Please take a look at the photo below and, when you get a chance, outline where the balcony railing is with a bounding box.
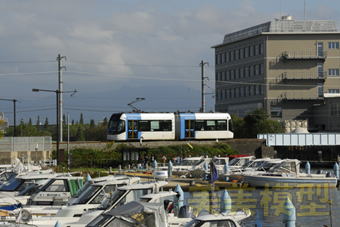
[269,93,324,104]
[281,72,327,81]
[281,51,327,61]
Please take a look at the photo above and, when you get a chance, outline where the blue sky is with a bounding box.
[0,0,339,124]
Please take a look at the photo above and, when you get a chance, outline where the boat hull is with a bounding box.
[244,175,338,188]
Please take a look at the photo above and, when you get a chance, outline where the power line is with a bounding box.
[3,107,56,114]
[0,60,55,64]
[0,71,57,77]
[70,60,199,68]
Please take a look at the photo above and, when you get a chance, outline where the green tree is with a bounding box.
[242,109,284,138]
[44,117,49,128]
[90,119,95,128]
[36,116,41,127]
[79,113,84,125]
[76,126,85,141]
[102,117,108,126]
[231,114,246,138]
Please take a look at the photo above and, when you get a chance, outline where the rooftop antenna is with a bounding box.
[127,97,145,112]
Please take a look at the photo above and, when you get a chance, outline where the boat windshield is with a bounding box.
[18,183,40,196]
[71,185,101,205]
[247,161,266,168]
[87,214,113,227]
[213,158,227,165]
[0,178,24,191]
[0,172,16,182]
[185,219,237,227]
[229,158,241,166]
[260,162,278,171]
[180,159,203,166]
[72,181,91,198]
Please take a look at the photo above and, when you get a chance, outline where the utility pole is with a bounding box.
[200,60,209,112]
[57,54,66,142]
[13,99,16,136]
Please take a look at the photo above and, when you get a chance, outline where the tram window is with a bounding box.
[216,120,227,130]
[150,121,160,131]
[185,120,195,129]
[159,120,172,131]
[139,121,150,131]
[195,120,205,131]
[206,120,216,130]
[128,121,138,130]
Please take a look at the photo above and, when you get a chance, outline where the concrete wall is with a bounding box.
[55,139,275,158]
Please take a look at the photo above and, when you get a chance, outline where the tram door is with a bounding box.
[128,120,138,139]
[185,120,195,139]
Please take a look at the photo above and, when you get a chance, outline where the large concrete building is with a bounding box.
[213,16,340,131]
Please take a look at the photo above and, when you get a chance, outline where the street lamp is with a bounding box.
[32,88,77,165]
[0,98,17,136]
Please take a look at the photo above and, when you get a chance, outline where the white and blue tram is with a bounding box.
[107,112,233,141]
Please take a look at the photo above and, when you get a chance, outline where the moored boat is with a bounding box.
[244,159,338,188]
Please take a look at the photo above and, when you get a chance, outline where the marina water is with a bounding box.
[184,186,340,226]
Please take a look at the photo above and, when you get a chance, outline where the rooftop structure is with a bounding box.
[219,16,337,46]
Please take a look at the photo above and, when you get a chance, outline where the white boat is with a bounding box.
[0,171,59,200]
[227,156,255,171]
[8,181,168,226]
[172,157,210,177]
[168,209,251,227]
[226,158,283,181]
[5,175,140,218]
[244,159,338,188]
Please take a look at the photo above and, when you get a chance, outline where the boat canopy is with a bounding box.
[87,201,167,227]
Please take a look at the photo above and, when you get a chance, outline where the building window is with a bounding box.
[259,64,263,74]
[255,65,259,75]
[259,85,262,94]
[328,89,340,93]
[328,68,340,76]
[271,107,282,118]
[318,83,324,97]
[249,66,252,77]
[229,89,232,98]
[226,70,230,80]
[245,47,249,58]
[317,63,324,78]
[240,48,244,59]
[255,45,259,56]
[233,50,236,61]
[317,42,324,57]
[328,42,339,49]
[259,43,263,55]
